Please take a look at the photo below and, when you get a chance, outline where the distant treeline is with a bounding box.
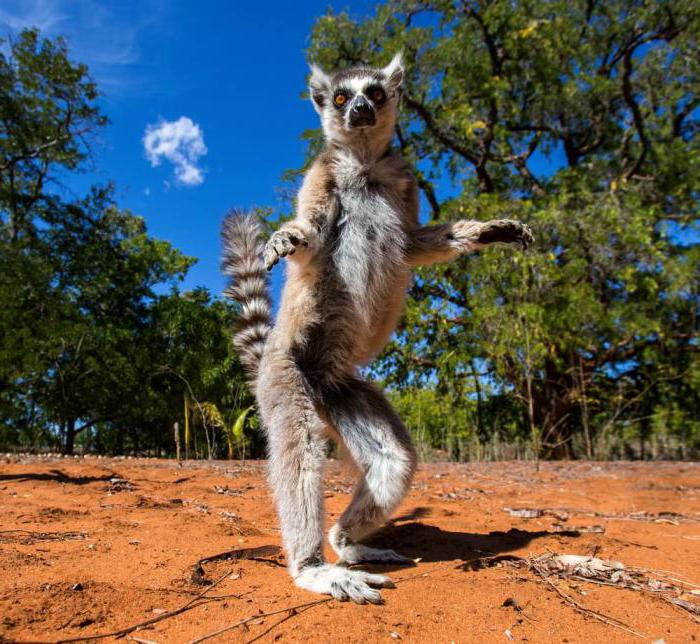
[2,0,699,461]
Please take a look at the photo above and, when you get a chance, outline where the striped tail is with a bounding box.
[221,210,272,383]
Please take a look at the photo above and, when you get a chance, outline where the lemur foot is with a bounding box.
[338,544,414,566]
[264,227,309,270]
[294,564,394,604]
[477,219,534,250]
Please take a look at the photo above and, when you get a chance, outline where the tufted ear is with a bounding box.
[382,52,404,93]
[308,64,332,114]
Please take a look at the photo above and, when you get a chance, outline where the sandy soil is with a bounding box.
[0,456,698,643]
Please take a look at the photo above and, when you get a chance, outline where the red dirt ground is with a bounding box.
[0,456,698,643]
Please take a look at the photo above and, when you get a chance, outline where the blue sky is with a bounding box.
[0,0,380,296]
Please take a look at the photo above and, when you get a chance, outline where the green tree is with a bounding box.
[0,30,241,455]
[306,0,700,459]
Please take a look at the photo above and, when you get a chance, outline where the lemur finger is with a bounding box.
[357,571,395,588]
[345,582,369,604]
[264,246,279,271]
[329,581,349,602]
[352,583,382,604]
[281,233,297,253]
[287,232,308,247]
[363,587,383,604]
[272,235,291,257]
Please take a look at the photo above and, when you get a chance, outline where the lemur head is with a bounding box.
[308,53,403,150]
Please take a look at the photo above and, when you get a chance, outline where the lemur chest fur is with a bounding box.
[325,154,410,331]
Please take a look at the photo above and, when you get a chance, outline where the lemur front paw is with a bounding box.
[294,564,394,604]
[477,219,534,250]
[264,227,309,270]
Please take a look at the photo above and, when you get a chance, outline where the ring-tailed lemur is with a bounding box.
[222,53,533,604]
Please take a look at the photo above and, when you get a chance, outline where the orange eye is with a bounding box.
[334,93,347,106]
[371,88,385,103]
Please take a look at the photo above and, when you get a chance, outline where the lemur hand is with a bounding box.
[264,227,309,270]
[478,219,534,249]
[452,219,534,252]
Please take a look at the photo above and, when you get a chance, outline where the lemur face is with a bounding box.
[308,54,403,144]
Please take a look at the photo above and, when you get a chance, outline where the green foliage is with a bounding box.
[0,29,253,456]
[3,5,699,461]
[222,405,254,459]
[307,0,700,459]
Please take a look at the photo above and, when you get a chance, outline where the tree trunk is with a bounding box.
[174,421,181,462]
[64,418,76,455]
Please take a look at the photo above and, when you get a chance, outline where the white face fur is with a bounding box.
[308,53,404,151]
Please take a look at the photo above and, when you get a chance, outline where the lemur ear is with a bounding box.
[382,52,404,93]
[308,64,331,113]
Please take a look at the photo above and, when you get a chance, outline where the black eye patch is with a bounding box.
[365,85,386,105]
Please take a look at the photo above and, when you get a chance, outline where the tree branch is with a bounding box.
[404,95,495,192]
[621,50,650,179]
[396,123,442,218]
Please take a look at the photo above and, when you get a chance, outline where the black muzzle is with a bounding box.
[349,96,376,127]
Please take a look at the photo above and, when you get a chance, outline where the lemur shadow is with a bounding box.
[362,506,581,572]
[0,469,116,485]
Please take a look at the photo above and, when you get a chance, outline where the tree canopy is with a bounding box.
[305,0,699,459]
[0,30,252,455]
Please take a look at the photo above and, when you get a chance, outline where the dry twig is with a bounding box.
[191,545,281,585]
[529,564,647,638]
[0,530,87,544]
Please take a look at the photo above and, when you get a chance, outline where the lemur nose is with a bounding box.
[352,97,372,113]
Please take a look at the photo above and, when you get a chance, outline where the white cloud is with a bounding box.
[143,117,207,187]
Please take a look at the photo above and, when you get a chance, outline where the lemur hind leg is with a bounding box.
[324,378,418,566]
[256,357,393,603]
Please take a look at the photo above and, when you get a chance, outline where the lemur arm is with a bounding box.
[406,219,534,268]
[264,156,334,270]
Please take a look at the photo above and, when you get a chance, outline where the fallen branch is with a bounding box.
[244,604,318,644]
[463,551,700,633]
[0,529,87,544]
[534,553,700,620]
[504,506,698,524]
[530,564,647,638]
[189,597,331,643]
[191,544,281,585]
